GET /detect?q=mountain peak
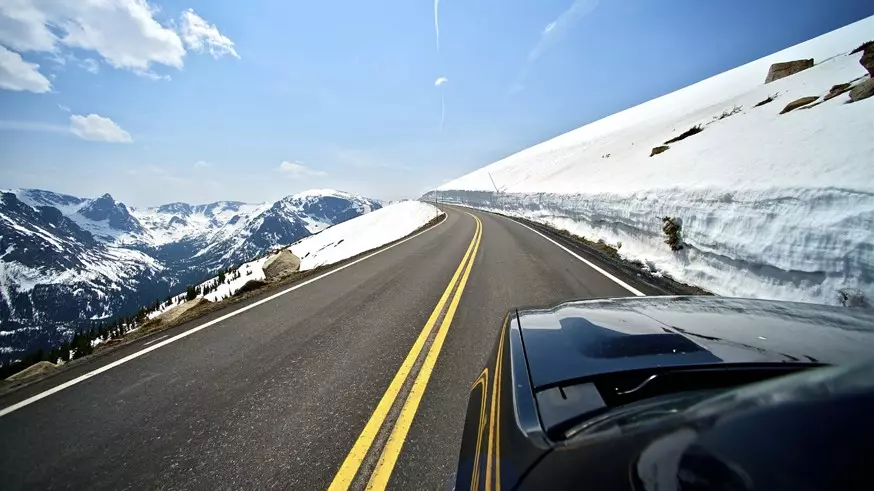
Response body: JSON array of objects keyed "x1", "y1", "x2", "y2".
[{"x1": 79, "y1": 194, "x2": 143, "y2": 234}]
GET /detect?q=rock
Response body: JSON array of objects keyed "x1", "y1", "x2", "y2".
[
  {"x1": 859, "y1": 44, "x2": 874, "y2": 77},
  {"x1": 235, "y1": 279, "x2": 267, "y2": 296},
  {"x1": 779, "y1": 96, "x2": 819, "y2": 114},
  {"x1": 5, "y1": 361, "x2": 58, "y2": 382},
  {"x1": 650, "y1": 145, "x2": 670, "y2": 157},
  {"x1": 823, "y1": 83, "x2": 853, "y2": 101},
  {"x1": 263, "y1": 249, "x2": 301, "y2": 281},
  {"x1": 849, "y1": 78, "x2": 874, "y2": 102},
  {"x1": 765, "y1": 59, "x2": 813, "y2": 83},
  {"x1": 838, "y1": 288, "x2": 868, "y2": 308}
]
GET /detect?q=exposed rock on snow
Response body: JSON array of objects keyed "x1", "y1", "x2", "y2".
[
  {"x1": 435, "y1": 16, "x2": 874, "y2": 306},
  {"x1": 263, "y1": 249, "x2": 301, "y2": 280},
  {"x1": 849, "y1": 78, "x2": 874, "y2": 101},
  {"x1": 824, "y1": 82, "x2": 852, "y2": 101},
  {"x1": 859, "y1": 43, "x2": 874, "y2": 76},
  {"x1": 650, "y1": 145, "x2": 670, "y2": 157},
  {"x1": 779, "y1": 96, "x2": 818, "y2": 113},
  {"x1": 765, "y1": 59, "x2": 813, "y2": 83}
]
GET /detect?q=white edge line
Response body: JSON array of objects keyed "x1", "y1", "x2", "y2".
[
  {"x1": 0, "y1": 212, "x2": 448, "y2": 418},
  {"x1": 141, "y1": 334, "x2": 169, "y2": 347},
  {"x1": 500, "y1": 214, "x2": 646, "y2": 297}
]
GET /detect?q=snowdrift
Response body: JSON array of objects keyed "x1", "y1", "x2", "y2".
[
  {"x1": 437, "y1": 17, "x2": 874, "y2": 306},
  {"x1": 289, "y1": 200, "x2": 440, "y2": 270}
]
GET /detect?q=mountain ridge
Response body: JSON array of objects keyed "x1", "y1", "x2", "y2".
[{"x1": 0, "y1": 188, "x2": 382, "y2": 363}]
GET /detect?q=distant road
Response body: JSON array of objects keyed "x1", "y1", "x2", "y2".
[{"x1": 0, "y1": 206, "x2": 666, "y2": 490}]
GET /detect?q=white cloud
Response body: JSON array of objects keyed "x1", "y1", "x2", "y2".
[
  {"x1": 0, "y1": 1, "x2": 238, "y2": 85},
  {"x1": 80, "y1": 57, "x2": 99, "y2": 74},
  {"x1": 434, "y1": 76, "x2": 448, "y2": 86},
  {"x1": 194, "y1": 160, "x2": 212, "y2": 169},
  {"x1": 179, "y1": 9, "x2": 239, "y2": 59},
  {"x1": 59, "y1": 1, "x2": 185, "y2": 71},
  {"x1": 0, "y1": 0, "x2": 56, "y2": 52},
  {"x1": 278, "y1": 161, "x2": 328, "y2": 179},
  {"x1": 58, "y1": 104, "x2": 70, "y2": 112},
  {"x1": 528, "y1": 0, "x2": 599, "y2": 62},
  {"x1": 69, "y1": 114, "x2": 132, "y2": 142},
  {"x1": 0, "y1": 45, "x2": 50, "y2": 92}
]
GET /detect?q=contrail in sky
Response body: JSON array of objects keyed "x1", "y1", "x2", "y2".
[{"x1": 434, "y1": 0, "x2": 440, "y2": 51}]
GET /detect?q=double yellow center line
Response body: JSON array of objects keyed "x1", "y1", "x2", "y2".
[{"x1": 329, "y1": 212, "x2": 483, "y2": 491}]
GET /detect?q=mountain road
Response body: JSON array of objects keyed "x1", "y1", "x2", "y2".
[{"x1": 0, "y1": 205, "x2": 668, "y2": 490}]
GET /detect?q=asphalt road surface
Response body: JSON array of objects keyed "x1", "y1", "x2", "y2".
[{"x1": 0, "y1": 206, "x2": 666, "y2": 490}]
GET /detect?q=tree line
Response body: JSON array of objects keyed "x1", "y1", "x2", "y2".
[{"x1": 0, "y1": 265, "x2": 245, "y2": 380}]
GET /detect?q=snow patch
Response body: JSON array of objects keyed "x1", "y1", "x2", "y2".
[{"x1": 290, "y1": 201, "x2": 439, "y2": 270}]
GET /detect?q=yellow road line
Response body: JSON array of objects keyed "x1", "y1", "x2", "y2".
[
  {"x1": 327, "y1": 214, "x2": 482, "y2": 491},
  {"x1": 469, "y1": 368, "x2": 489, "y2": 491},
  {"x1": 367, "y1": 214, "x2": 483, "y2": 490},
  {"x1": 485, "y1": 322, "x2": 506, "y2": 491},
  {"x1": 494, "y1": 324, "x2": 505, "y2": 491}
]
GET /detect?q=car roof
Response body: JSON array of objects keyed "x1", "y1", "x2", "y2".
[{"x1": 516, "y1": 296, "x2": 874, "y2": 389}]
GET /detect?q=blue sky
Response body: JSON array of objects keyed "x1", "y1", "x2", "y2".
[{"x1": 1, "y1": 0, "x2": 872, "y2": 207}]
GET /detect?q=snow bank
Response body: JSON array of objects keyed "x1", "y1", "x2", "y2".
[
  {"x1": 150, "y1": 200, "x2": 440, "y2": 313},
  {"x1": 289, "y1": 201, "x2": 440, "y2": 270},
  {"x1": 437, "y1": 17, "x2": 874, "y2": 306}
]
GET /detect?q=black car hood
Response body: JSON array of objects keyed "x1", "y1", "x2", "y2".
[{"x1": 517, "y1": 296, "x2": 874, "y2": 389}]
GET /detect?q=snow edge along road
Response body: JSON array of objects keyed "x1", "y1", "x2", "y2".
[
  {"x1": 447, "y1": 204, "x2": 646, "y2": 297},
  {"x1": 0, "y1": 211, "x2": 448, "y2": 418}
]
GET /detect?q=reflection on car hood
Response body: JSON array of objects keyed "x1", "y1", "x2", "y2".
[{"x1": 517, "y1": 296, "x2": 874, "y2": 389}]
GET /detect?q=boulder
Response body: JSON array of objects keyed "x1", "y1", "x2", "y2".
[
  {"x1": 234, "y1": 279, "x2": 267, "y2": 296},
  {"x1": 263, "y1": 249, "x2": 301, "y2": 281},
  {"x1": 859, "y1": 43, "x2": 874, "y2": 77},
  {"x1": 650, "y1": 145, "x2": 670, "y2": 157},
  {"x1": 849, "y1": 79, "x2": 874, "y2": 102},
  {"x1": 779, "y1": 96, "x2": 818, "y2": 114},
  {"x1": 765, "y1": 59, "x2": 813, "y2": 83},
  {"x1": 823, "y1": 83, "x2": 852, "y2": 101}
]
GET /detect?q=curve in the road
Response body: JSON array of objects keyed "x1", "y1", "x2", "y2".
[{"x1": 0, "y1": 212, "x2": 449, "y2": 419}]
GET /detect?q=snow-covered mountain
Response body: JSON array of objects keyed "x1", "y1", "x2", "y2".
[
  {"x1": 434, "y1": 16, "x2": 874, "y2": 306},
  {"x1": 0, "y1": 188, "x2": 381, "y2": 363}
]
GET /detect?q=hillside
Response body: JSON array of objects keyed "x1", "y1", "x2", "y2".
[
  {"x1": 0, "y1": 189, "x2": 381, "y2": 364},
  {"x1": 435, "y1": 16, "x2": 874, "y2": 306}
]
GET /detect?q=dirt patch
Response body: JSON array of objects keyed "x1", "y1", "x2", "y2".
[
  {"x1": 754, "y1": 94, "x2": 777, "y2": 107},
  {"x1": 664, "y1": 125, "x2": 703, "y2": 145},
  {"x1": 235, "y1": 279, "x2": 268, "y2": 296},
  {"x1": 5, "y1": 361, "x2": 58, "y2": 382}
]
